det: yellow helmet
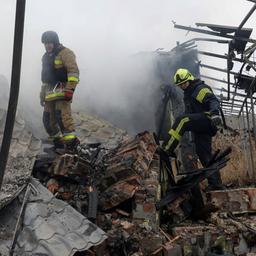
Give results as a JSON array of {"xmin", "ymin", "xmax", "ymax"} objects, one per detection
[{"xmin": 174, "ymin": 68, "xmax": 195, "ymax": 85}]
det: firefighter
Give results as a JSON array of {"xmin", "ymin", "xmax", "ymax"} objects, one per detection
[
  {"xmin": 165, "ymin": 68, "xmax": 224, "ymax": 190},
  {"xmin": 40, "ymin": 31, "xmax": 80, "ymax": 149}
]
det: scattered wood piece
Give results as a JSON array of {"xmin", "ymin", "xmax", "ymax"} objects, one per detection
[
  {"xmin": 151, "ymin": 246, "xmax": 163, "ymax": 255},
  {"xmin": 120, "ymin": 220, "xmax": 134, "ymax": 230},
  {"xmin": 159, "ymin": 227, "xmax": 172, "ymax": 242},
  {"xmin": 167, "ymin": 235, "xmax": 181, "ymax": 244},
  {"xmin": 116, "ymin": 208, "xmax": 130, "ymax": 217}
]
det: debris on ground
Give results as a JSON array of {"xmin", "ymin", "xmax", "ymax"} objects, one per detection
[{"xmin": 0, "ymin": 111, "xmax": 256, "ymax": 255}]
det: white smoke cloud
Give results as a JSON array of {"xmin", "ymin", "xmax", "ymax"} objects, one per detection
[{"xmin": 0, "ymin": 0, "xmax": 255, "ymax": 134}]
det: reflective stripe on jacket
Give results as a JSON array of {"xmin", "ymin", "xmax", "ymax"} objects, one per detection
[
  {"xmin": 184, "ymin": 79, "xmax": 220, "ymax": 115},
  {"xmin": 41, "ymin": 46, "xmax": 79, "ymax": 91}
]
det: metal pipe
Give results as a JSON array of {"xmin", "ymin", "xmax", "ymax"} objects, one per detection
[
  {"xmin": 200, "ymin": 63, "xmax": 239, "ymax": 76},
  {"xmin": 227, "ymin": 43, "xmax": 232, "ymax": 101},
  {"xmin": 237, "ymin": 3, "xmax": 256, "ymax": 31},
  {"xmin": 244, "ymin": 42, "xmax": 256, "ymax": 55},
  {"xmin": 248, "ymin": 98, "xmax": 256, "ymax": 113},
  {"xmin": 230, "ymin": 59, "xmax": 248, "ymax": 115},
  {"xmin": 221, "ymin": 109, "xmax": 240, "ymax": 113},
  {"xmin": 221, "ymin": 102, "xmax": 244, "ymax": 108},
  {"xmin": 0, "ymin": 0, "xmax": 26, "ymax": 189},
  {"xmin": 198, "ymin": 50, "xmax": 256, "ymax": 64},
  {"xmin": 174, "ymin": 24, "xmax": 256, "ymax": 43},
  {"xmin": 215, "ymin": 87, "xmax": 256, "ymax": 100},
  {"xmin": 244, "ymin": 57, "xmax": 256, "ymax": 72},
  {"xmin": 224, "ymin": 109, "xmax": 243, "ymax": 113},
  {"xmin": 221, "ymin": 98, "xmax": 249, "ymax": 104},
  {"xmin": 242, "ymin": 110, "xmax": 253, "ymax": 178},
  {"xmin": 201, "ymin": 74, "xmax": 236, "ymax": 86},
  {"xmin": 221, "ymin": 99, "xmax": 244, "ymax": 105},
  {"xmin": 250, "ymin": 88, "xmax": 256, "ymax": 143},
  {"xmin": 173, "ymin": 38, "xmax": 229, "ymax": 50},
  {"xmin": 221, "ymin": 105, "xmax": 241, "ymax": 111},
  {"xmin": 238, "ymin": 76, "xmax": 256, "ymax": 117},
  {"xmin": 230, "ymin": 48, "xmax": 255, "ymax": 114},
  {"xmin": 245, "ymin": 101, "xmax": 255, "ymax": 179}
]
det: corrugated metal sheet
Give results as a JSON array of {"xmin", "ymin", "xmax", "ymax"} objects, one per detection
[
  {"xmin": 0, "ymin": 178, "xmax": 107, "ymax": 256},
  {"xmin": 13, "ymin": 178, "xmax": 107, "ymax": 256}
]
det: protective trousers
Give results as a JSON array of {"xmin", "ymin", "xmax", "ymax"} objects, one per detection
[
  {"xmin": 166, "ymin": 113, "xmax": 222, "ymax": 187},
  {"xmin": 43, "ymin": 100, "xmax": 75, "ymax": 137}
]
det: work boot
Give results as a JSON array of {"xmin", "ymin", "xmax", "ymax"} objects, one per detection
[
  {"xmin": 61, "ymin": 134, "xmax": 80, "ymax": 152},
  {"xmin": 48, "ymin": 132, "xmax": 64, "ymax": 149},
  {"xmin": 48, "ymin": 131, "xmax": 62, "ymax": 142},
  {"xmin": 53, "ymin": 137, "xmax": 65, "ymax": 149},
  {"xmin": 66, "ymin": 137, "xmax": 80, "ymax": 152}
]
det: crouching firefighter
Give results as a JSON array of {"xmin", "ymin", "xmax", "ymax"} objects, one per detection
[
  {"xmin": 40, "ymin": 31, "xmax": 80, "ymax": 150},
  {"xmin": 164, "ymin": 68, "xmax": 224, "ymax": 191}
]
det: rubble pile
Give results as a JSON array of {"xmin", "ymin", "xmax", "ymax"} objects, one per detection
[
  {"xmin": 33, "ymin": 131, "xmax": 165, "ymax": 255},
  {"xmin": 171, "ymin": 215, "xmax": 256, "ymax": 256},
  {"xmin": 32, "ymin": 128, "xmax": 256, "ymax": 255},
  {"xmin": 158, "ymin": 188, "xmax": 256, "ymax": 256},
  {"xmin": 1, "ymin": 111, "xmax": 256, "ymax": 255}
]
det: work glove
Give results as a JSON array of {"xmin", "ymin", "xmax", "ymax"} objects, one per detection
[
  {"xmin": 64, "ymin": 89, "xmax": 74, "ymax": 101},
  {"xmin": 211, "ymin": 115, "xmax": 222, "ymax": 126}
]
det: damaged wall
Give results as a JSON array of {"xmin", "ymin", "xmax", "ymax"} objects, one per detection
[{"xmin": 213, "ymin": 128, "xmax": 256, "ymax": 185}]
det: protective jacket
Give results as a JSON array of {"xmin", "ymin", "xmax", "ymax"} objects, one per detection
[
  {"xmin": 184, "ymin": 79, "xmax": 220, "ymax": 116},
  {"xmin": 165, "ymin": 78, "xmax": 223, "ymax": 190},
  {"xmin": 41, "ymin": 44, "xmax": 79, "ymax": 142},
  {"xmin": 41, "ymin": 45, "xmax": 79, "ymax": 91}
]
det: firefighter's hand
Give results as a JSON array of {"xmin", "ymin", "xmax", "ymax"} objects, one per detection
[
  {"xmin": 64, "ymin": 89, "xmax": 73, "ymax": 101},
  {"xmin": 211, "ymin": 115, "xmax": 222, "ymax": 126}
]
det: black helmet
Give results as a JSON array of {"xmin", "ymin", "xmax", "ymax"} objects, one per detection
[{"xmin": 41, "ymin": 31, "xmax": 60, "ymax": 45}]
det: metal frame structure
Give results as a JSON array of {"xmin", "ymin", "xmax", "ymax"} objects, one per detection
[
  {"xmin": 173, "ymin": 0, "xmax": 256, "ymax": 178},
  {"xmin": 173, "ymin": 1, "xmax": 256, "ymax": 116}
]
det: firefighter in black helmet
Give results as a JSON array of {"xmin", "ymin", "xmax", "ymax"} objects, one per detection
[
  {"xmin": 41, "ymin": 31, "xmax": 60, "ymax": 45},
  {"xmin": 40, "ymin": 31, "xmax": 80, "ymax": 150},
  {"xmin": 165, "ymin": 68, "xmax": 224, "ymax": 190}
]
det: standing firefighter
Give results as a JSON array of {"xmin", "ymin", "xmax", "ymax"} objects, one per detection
[
  {"xmin": 40, "ymin": 31, "xmax": 79, "ymax": 149},
  {"xmin": 165, "ymin": 68, "xmax": 224, "ymax": 190}
]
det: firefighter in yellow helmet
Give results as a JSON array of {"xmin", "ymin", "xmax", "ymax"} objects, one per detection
[
  {"xmin": 165, "ymin": 68, "xmax": 224, "ymax": 190},
  {"xmin": 40, "ymin": 31, "xmax": 79, "ymax": 150}
]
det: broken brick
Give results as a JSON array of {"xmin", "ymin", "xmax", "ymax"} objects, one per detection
[
  {"xmin": 143, "ymin": 202, "xmax": 155, "ymax": 213},
  {"xmin": 140, "ymin": 235, "xmax": 163, "ymax": 255},
  {"xmin": 208, "ymin": 188, "xmax": 256, "ymax": 212},
  {"xmin": 46, "ymin": 178, "xmax": 59, "ymax": 194},
  {"xmin": 163, "ymin": 243, "xmax": 182, "ymax": 256}
]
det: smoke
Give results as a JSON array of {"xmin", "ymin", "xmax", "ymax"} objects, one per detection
[{"xmin": 0, "ymin": 0, "xmax": 255, "ymax": 135}]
